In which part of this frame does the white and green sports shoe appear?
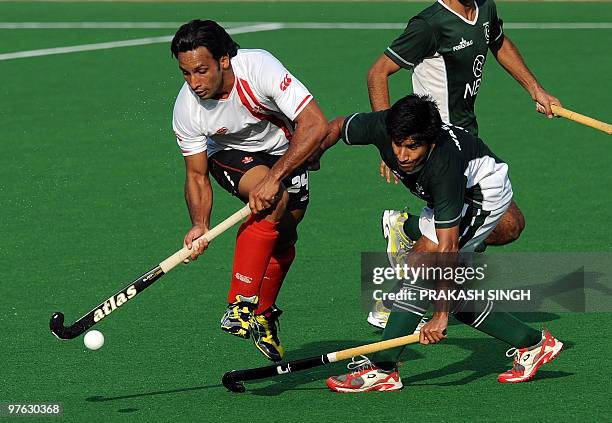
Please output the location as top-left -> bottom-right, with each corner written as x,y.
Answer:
367,210 -> 419,330
367,300 -> 428,331
381,209 -> 415,267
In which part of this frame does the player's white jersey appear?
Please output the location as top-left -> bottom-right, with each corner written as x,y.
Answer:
172,49 -> 313,157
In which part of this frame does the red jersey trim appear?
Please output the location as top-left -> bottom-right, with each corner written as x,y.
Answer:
236,79 -> 293,141
294,94 -> 313,115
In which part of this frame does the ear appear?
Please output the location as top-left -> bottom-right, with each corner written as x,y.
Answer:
219,55 -> 231,70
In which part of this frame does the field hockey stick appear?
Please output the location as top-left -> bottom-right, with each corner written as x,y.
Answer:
551,105 -> 612,135
222,332 -> 425,393
49,204 -> 251,340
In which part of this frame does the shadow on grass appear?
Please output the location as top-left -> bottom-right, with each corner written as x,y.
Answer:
404,338 -> 574,386
86,336 -> 574,400
86,383 -> 221,402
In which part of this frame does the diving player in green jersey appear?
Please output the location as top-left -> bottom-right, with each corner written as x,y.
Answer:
315,94 -> 564,392
367,0 -> 560,329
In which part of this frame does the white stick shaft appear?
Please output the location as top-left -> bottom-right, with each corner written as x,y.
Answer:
159,205 -> 251,273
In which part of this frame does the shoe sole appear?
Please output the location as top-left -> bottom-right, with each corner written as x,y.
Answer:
367,312 -> 387,330
498,340 -> 564,383
252,339 -> 283,362
327,381 -> 403,393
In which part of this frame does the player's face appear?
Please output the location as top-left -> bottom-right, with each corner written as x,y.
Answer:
177,47 -> 229,100
392,137 -> 431,172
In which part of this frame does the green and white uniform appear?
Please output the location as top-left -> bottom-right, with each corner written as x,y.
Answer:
342,111 -> 512,251
385,0 -> 504,135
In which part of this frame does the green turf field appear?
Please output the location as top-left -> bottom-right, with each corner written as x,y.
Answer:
1,1 -> 611,421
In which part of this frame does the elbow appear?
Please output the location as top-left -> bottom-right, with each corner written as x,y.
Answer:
312,115 -> 330,146
367,65 -> 383,88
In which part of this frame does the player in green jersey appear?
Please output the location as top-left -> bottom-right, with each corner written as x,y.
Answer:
315,94 -> 564,392
366,0 -> 558,329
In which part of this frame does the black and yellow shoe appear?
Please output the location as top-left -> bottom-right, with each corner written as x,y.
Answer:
250,306 -> 285,362
220,295 -> 258,339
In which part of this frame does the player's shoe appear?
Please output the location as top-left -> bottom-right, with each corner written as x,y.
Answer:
250,305 -> 285,362
381,209 -> 415,266
220,295 -> 257,339
367,300 -> 392,329
498,331 -> 563,383
367,299 -> 428,332
327,356 -> 403,393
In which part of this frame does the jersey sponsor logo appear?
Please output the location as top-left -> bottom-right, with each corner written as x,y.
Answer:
235,272 -> 252,283
472,55 -> 485,78
93,285 -> 138,322
464,55 -> 485,99
279,73 -> 292,91
483,22 -> 490,43
241,156 -> 254,164
216,127 -> 228,135
452,37 -> 474,52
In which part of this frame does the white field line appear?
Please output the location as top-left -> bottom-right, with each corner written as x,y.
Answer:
0,23 -> 283,61
0,21 -> 610,61
1,21 -> 611,30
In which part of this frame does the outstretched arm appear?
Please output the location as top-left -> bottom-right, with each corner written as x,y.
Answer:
492,35 -> 562,117
306,116 -> 346,171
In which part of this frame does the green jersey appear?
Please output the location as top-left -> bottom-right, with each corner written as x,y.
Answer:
385,0 -> 504,135
342,111 -> 512,228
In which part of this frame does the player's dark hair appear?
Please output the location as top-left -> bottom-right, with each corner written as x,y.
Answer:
385,94 -> 442,146
171,19 -> 240,60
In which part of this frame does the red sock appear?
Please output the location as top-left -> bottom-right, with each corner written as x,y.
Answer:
256,245 -> 296,314
227,215 -> 279,304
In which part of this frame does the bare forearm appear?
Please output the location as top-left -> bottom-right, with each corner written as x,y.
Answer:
494,36 -> 542,96
269,107 -> 327,182
320,117 -> 344,151
367,70 -> 392,111
185,175 -> 213,228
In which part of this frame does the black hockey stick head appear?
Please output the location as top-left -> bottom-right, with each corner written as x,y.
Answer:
49,312 -> 84,340
222,371 -> 246,393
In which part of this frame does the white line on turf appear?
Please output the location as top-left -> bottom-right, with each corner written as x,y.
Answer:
1,21 -> 610,61
0,23 -> 283,61
0,21 -> 611,30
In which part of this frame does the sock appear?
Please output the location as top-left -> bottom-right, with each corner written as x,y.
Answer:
402,213 -> 422,240
227,215 -> 279,304
373,293 -> 430,371
454,301 -> 542,348
474,242 -> 487,253
255,245 -> 296,315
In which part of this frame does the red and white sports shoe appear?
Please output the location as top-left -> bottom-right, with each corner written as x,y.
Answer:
498,331 -> 564,383
326,356 -> 403,393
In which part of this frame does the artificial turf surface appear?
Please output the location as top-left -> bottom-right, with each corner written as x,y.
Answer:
1,2 -> 611,421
